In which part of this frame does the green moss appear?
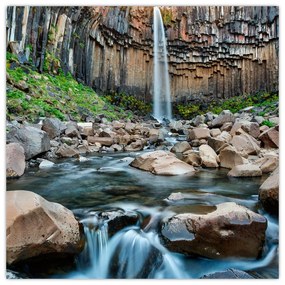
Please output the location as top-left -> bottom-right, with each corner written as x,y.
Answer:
161,9 -> 173,26
261,120 -> 276,128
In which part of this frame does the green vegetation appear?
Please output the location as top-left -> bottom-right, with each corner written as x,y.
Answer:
104,93 -> 151,116
6,51 -> 131,122
261,120 -> 276,128
175,92 -> 279,119
161,9 -> 173,26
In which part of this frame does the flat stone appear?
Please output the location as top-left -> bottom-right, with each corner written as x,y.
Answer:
228,164 -> 262,177
130,150 -> 195,176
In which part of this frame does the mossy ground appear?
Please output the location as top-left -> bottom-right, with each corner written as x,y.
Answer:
6,52 -> 133,122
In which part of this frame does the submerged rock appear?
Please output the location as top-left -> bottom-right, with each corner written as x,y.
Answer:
6,190 -> 83,265
259,167 -> 279,215
130,150 -> 195,176
6,143 -> 25,178
160,202 -> 267,259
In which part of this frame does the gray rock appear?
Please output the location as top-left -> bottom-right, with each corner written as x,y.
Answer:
201,269 -> 254,279
6,125 -> 50,160
42,118 -> 66,139
212,110 -> 235,127
39,159 -> 55,169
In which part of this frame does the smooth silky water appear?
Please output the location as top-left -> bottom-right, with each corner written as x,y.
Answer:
7,151 -> 278,279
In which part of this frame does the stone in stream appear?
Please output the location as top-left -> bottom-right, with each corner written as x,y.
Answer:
6,143 -> 26,178
228,164 -> 262,177
39,159 -> 54,169
259,167 -> 279,215
182,151 -> 202,167
6,125 -> 50,160
6,190 -> 83,265
130,150 -> 195,176
160,202 -> 267,259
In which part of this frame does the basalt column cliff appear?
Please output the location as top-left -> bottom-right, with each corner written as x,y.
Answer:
6,6 -> 279,103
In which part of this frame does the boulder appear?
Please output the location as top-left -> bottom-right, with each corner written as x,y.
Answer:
169,121 -> 183,133
228,164 -> 262,177
199,145 -> 219,168
65,123 -> 80,138
258,127 -> 279,148
42,118 -> 66,139
170,141 -> 191,153
210,128 -> 221,137
208,137 -> 226,153
6,190 -> 83,265
56,143 -> 79,158
112,121 -> 125,130
193,115 -> 205,127
111,144 -> 123,152
259,167 -> 279,215
160,202 -> 267,259
188,128 -> 210,140
260,125 -> 269,133
230,120 -> 260,138
87,136 -> 113,146
39,159 -> 55,169
218,145 -> 245,169
230,134 -> 260,155
183,151 -> 202,167
253,156 -> 278,174
130,150 -> 195,176
125,139 -> 145,151
6,143 -> 25,178
217,131 -> 232,142
6,125 -> 50,160
220,122 -> 233,132
125,122 -> 136,134
212,110 -> 235,127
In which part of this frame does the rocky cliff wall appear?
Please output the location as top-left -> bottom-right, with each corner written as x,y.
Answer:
6,6 -> 278,103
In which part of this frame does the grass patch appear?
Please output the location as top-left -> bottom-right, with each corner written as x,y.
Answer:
6,52 -> 132,122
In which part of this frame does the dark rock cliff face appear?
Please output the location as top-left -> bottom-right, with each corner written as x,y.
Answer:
6,6 -> 278,103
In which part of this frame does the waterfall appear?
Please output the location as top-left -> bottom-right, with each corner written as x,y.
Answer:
153,7 -> 172,121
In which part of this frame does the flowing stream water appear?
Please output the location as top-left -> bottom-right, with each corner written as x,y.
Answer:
7,151 -> 278,279
153,7 -> 172,121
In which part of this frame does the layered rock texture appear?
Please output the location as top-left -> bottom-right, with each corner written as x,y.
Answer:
6,6 -> 278,102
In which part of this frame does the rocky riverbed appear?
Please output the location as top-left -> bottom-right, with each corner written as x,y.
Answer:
6,106 -> 279,278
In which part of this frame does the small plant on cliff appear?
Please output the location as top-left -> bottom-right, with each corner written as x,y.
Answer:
261,120 -> 276,128
161,9 -> 173,26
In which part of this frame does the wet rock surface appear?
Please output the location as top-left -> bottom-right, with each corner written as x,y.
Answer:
160,202 -> 267,259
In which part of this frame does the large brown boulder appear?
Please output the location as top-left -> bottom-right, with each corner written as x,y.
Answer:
228,164 -> 262,177
87,136 -> 113,146
130,150 -> 195,176
188,128 -> 210,140
258,127 -> 279,148
259,167 -> 279,215
170,141 -> 191,153
6,143 -> 25,178
183,151 -> 202,167
230,134 -> 260,155
56,143 -> 79,158
230,120 -> 260,138
160,202 -> 267,259
218,145 -> 245,169
199,145 -> 219,168
6,190 -> 83,265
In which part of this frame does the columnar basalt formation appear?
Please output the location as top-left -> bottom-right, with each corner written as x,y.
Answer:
6,6 -> 278,103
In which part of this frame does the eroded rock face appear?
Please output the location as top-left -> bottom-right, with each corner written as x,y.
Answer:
6,6 -> 278,103
6,143 -> 25,178
259,167 -> 279,215
6,125 -> 50,160
130,150 -> 195,175
160,202 -> 267,259
6,190 -> 83,265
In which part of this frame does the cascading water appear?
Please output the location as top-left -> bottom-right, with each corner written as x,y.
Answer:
153,7 -> 172,121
